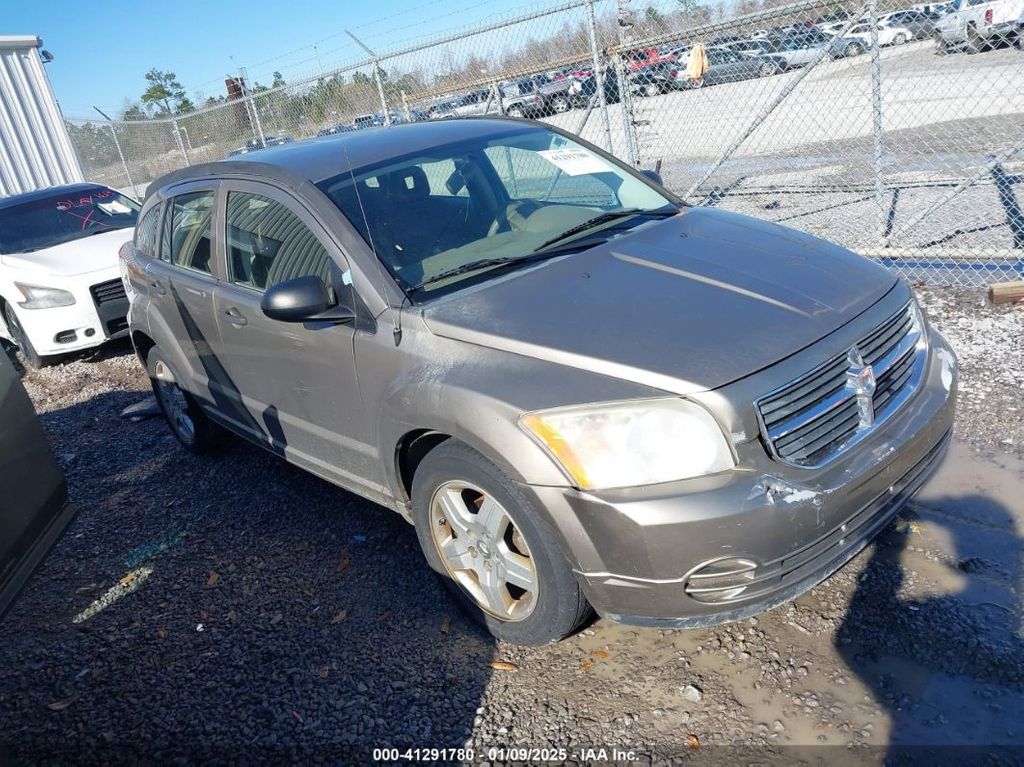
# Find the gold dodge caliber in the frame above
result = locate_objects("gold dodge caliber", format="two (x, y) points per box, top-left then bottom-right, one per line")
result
(121, 118), (958, 644)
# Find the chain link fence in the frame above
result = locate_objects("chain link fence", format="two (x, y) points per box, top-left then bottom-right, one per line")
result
(65, 0), (1024, 286)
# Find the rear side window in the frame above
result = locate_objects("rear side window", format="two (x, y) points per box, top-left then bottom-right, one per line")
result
(135, 205), (160, 257)
(225, 192), (333, 291)
(166, 192), (215, 274)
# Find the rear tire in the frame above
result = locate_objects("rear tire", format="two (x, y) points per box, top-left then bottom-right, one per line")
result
(894, 33), (908, 45)
(846, 42), (863, 57)
(147, 347), (220, 453)
(550, 95), (570, 114)
(687, 76), (705, 89)
(507, 105), (524, 118)
(758, 62), (776, 77)
(2, 302), (48, 370)
(411, 440), (592, 645)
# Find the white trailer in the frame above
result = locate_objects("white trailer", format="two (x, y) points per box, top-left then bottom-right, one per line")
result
(0, 36), (83, 197)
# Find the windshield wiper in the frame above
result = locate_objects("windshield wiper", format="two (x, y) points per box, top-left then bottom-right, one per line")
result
(534, 207), (678, 252)
(409, 252), (561, 292)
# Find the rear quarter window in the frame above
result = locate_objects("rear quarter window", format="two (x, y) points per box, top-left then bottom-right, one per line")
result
(135, 205), (161, 257)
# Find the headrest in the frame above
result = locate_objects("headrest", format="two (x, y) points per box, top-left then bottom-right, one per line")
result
(385, 166), (429, 200)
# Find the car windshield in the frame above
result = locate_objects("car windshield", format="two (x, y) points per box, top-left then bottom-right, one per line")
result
(0, 187), (139, 255)
(317, 125), (675, 298)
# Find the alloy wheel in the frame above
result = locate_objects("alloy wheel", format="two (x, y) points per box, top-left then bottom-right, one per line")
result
(154, 361), (195, 443)
(429, 480), (538, 621)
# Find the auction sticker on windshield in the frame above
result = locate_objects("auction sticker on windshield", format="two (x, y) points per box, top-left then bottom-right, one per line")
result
(537, 148), (611, 176)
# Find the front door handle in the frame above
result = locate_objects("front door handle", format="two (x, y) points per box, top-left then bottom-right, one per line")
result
(223, 307), (248, 326)
(150, 280), (167, 296)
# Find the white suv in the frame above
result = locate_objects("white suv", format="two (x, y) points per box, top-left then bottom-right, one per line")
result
(0, 183), (138, 368)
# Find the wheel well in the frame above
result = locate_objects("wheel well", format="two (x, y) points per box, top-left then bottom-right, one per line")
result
(131, 330), (156, 368)
(395, 430), (451, 502)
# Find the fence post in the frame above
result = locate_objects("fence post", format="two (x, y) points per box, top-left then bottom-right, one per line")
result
(586, 0), (613, 153)
(93, 106), (136, 194)
(108, 124), (135, 192)
(373, 62), (392, 126)
(868, 0), (885, 244)
(170, 118), (190, 166)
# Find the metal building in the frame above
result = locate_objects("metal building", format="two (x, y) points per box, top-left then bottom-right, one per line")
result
(0, 35), (83, 197)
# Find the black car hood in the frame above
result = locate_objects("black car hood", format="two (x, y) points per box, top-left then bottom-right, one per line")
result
(422, 207), (898, 394)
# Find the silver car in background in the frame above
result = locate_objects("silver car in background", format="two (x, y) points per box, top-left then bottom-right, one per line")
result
(121, 119), (957, 645)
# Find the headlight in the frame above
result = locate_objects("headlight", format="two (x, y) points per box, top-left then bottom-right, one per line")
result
(14, 282), (76, 309)
(519, 398), (735, 490)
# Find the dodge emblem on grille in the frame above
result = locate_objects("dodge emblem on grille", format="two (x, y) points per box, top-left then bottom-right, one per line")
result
(845, 346), (876, 428)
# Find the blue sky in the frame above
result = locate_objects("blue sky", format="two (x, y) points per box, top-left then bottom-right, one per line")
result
(5, 0), (574, 118)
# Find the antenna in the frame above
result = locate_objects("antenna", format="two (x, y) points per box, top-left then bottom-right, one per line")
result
(338, 139), (405, 345)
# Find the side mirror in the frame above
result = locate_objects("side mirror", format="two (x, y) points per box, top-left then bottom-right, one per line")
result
(261, 275), (353, 324)
(641, 168), (664, 186)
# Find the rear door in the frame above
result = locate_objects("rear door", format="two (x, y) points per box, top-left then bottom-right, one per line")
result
(144, 183), (223, 401)
(210, 181), (382, 494)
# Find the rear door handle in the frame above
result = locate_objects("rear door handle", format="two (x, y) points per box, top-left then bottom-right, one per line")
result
(150, 280), (167, 296)
(185, 286), (207, 298)
(223, 307), (248, 326)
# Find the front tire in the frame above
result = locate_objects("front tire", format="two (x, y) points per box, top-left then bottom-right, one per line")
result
(846, 42), (863, 57)
(507, 105), (524, 118)
(758, 62), (776, 77)
(147, 347), (220, 453)
(644, 82), (660, 97)
(894, 33), (908, 45)
(2, 302), (48, 370)
(411, 440), (591, 645)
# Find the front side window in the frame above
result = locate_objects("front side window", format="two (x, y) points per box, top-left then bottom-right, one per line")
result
(318, 125), (673, 298)
(225, 192), (334, 291)
(0, 187), (139, 255)
(167, 192), (214, 274)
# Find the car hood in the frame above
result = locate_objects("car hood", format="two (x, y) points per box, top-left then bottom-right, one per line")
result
(1, 228), (132, 278)
(421, 207), (898, 395)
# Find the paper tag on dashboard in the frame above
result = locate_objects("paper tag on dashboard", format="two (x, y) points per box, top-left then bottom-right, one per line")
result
(537, 148), (610, 176)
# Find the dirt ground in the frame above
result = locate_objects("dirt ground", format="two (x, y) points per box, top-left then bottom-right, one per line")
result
(0, 287), (1022, 764)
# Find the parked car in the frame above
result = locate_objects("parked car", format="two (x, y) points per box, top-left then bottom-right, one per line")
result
(678, 48), (785, 87)
(452, 89), (496, 117)
(623, 46), (679, 71)
(0, 183), (138, 368)
(566, 68), (622, 108)
(0, 350), (74, 618)
(845, 20), (916, 46)
(501, 75), (554, 118)
(934, 0), (1024, 51)
(228, 135), (294, 157)
(317, 124), (356, 137)
(427, 101), (459, 120)
(122, 118), (957, 645)
(628, 61), (683, 96)
(887, 9), (944, 38)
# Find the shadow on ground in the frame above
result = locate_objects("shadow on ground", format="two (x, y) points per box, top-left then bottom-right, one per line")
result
(0, 383), (494, 761)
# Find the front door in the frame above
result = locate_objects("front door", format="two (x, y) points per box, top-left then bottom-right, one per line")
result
(210, 182), (382, 495)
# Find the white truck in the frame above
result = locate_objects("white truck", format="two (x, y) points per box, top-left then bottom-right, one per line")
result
(934, 0), (1024, 52)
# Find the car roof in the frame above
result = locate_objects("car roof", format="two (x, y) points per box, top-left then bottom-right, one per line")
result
(0, 182), (109, 209)
(149, 118), (543, 196)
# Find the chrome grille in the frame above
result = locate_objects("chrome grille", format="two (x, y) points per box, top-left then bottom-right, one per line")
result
(756, 302), (926, 468)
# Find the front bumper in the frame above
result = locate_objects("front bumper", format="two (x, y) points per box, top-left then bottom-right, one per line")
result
(8, 278), (128, 356)
(526, 326), (957, 628)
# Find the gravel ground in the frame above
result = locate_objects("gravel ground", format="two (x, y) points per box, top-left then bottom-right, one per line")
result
(0, 287), (1021, 763)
